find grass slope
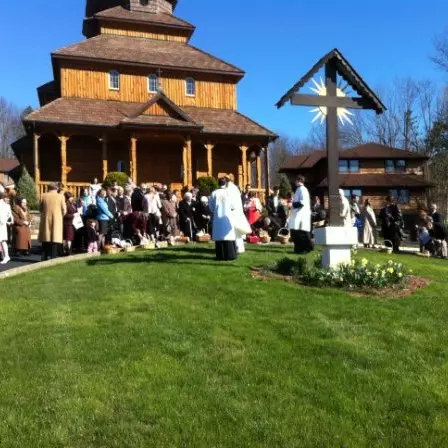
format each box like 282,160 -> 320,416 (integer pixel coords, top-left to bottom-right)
0,246 -> 447,447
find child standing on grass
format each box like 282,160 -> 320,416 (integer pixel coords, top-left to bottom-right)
86,219 -> 99,253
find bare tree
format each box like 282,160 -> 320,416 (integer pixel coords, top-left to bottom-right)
269,135 -> 319,185
336,79 -> 442,152
432,29 -> 448,72
0,97 -> 24,159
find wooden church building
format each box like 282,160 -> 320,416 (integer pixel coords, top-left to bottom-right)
14,0 -> 276,198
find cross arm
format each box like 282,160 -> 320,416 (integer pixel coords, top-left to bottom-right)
291,93 -> 374,110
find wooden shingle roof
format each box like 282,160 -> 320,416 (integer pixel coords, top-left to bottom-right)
281,144 -> 428,171
53,34 -> 245,77
24,97 -> 276,138
0,158 -> 20,173
317,173 -> 432,188
95,6 -> 194,30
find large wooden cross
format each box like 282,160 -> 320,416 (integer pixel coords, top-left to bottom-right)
276,49 -> 386,227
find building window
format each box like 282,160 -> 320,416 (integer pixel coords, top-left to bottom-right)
343,188 -> 362,199
339,160 -> 360,173
117,160 -> 127,173
109,70 -> 120,90
385,159 -> 407,173
390,189 -> 410,205
395,159 -> 406,172
185,77 -> 196,97
140,0 -> 150,5
148,74 -> 158,93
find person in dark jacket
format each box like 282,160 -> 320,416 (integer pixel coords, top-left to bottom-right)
178,192 -> 196,240
106,187 -> 118,217
379,196 -> 403,253
63,192 -> 78,255
427,217 -> 447,258
195,196 -> 212,233
429,203 -> 443,224
131,183 -> 147,212
266,186 -> 287,229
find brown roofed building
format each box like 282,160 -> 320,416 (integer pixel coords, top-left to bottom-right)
281,143 -> 431,216
0,158 -> 20,187
15,0 -> 276,198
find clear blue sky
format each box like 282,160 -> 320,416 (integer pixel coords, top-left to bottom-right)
0,0 -> 447,138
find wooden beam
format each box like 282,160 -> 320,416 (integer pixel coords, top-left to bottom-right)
101,135 -> 108,181
182,141 -> 188,186
206,141 -> 214,177
325,61 -> 341,226
58,136 -> 69,187
264,145 -> 271,202
257,154 -> 262,191
247,160 -> 252,187
240,144 -> 248,187
291,93 -> 372,110
130,137 -> 138,184
185,137 -> 193,186
33,133 -> 40,187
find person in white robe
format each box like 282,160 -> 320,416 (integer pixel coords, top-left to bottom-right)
288,175 -> 313,254
339,189 -> 352,228
224,174 -> 251,254
0,191 -> 13,264
209,178 -> 238,261
362,198 -> 377,247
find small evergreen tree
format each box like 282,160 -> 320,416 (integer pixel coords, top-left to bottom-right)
196,176 -> 218,197
278,173 -> 292,198
16,167 -> 39,210
103,171 -> 128,188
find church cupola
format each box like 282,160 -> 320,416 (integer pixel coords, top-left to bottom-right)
83,0 -> 192,41
129,0 -> 178,14
85,0 -> 177,17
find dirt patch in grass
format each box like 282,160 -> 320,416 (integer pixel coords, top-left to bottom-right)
250,268 -> 430,299
347,276 -> 431,299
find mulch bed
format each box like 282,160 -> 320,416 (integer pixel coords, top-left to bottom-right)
250,268 -> 430,299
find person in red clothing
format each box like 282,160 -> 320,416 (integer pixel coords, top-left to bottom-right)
244,192 -> 263,227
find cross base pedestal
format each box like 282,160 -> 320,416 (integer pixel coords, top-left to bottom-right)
314,227 -> 358,268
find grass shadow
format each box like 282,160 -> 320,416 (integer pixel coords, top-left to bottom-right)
86,251 -> 242,268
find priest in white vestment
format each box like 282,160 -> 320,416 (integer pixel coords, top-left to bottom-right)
209,178 -> 238,261
288,175 -> 313,254
224,174 -> 251,254
339,189 -> 352,228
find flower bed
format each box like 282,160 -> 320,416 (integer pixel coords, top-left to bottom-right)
302,257 -> 409,289
253,254 -> 428,298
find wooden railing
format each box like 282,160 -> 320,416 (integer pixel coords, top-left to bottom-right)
37,182 -> 89,199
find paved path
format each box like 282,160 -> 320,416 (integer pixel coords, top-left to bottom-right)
0,246 -> 41,273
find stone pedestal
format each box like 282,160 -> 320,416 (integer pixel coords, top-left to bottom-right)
314,226 -> 358,268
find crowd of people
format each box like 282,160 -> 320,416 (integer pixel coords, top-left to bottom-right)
0,183 -> 32,265
1,174 -> 447,264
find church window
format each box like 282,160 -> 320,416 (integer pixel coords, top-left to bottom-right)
185,77 -> 196,97
109,70 -> 120,90
148,74 -> 158,93
117,160 -> 127,173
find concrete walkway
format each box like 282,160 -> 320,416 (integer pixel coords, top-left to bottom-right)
0,246 -> 41,274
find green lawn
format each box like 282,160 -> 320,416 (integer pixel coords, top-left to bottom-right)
1,245 -> 448,447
